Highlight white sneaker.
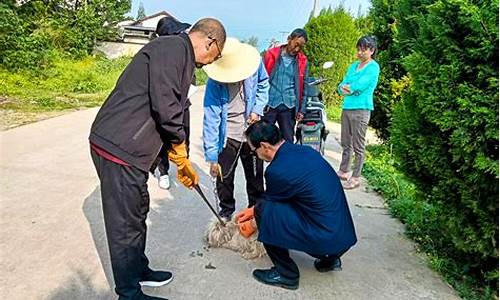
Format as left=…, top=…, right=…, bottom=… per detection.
left=158, top=175, right=170, bottom=190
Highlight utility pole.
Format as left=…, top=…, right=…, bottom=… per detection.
left=309, top=0, right=319, bottom=20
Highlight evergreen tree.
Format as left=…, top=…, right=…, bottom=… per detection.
left=304, top=5, right=360, bottom=106
left=370, top=0, right=499, bottom=296
left=242, top=36, right=258, bottom=48
left=136, top=2, right=146, bottom=20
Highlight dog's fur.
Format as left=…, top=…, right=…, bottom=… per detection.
left=205, top=217, right=266, bottom=259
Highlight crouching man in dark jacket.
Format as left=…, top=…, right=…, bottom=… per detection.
left=89, top=18, right=226, bottom=300
left=236, top=121, right=357, bottom=290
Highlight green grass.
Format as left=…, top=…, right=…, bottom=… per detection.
left=326, top=103, right=342, bottom=122
left=0, top=56, right=210, bottom=115
left=363, top=144, right=498, bottom=300
left=0, top=55, right=132, bottom=114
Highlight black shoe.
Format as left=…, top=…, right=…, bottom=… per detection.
left=140, top=270, right=173, bottom=287
left=252, top=268, right=299, bottom=290
left=314, top=257, right=342, bottom=272
left=218, top=209, right=233, bottom=221
left=139, top=293, right=168, bottom=300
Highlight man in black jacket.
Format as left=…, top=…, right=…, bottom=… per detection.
left=151, top=16, right=193, bottom=190
left=89, top=18, right=226, bottom=300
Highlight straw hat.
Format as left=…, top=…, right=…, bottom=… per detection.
left=203, top=37, right=261, bottom=83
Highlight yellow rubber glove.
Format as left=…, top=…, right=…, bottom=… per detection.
left=177, top=161, right=199, bottom=188
left=168, top=142, right=199, bottom=188
left=235, top=206, right=255, bottom=224
left=168, top=142, right=189, bottom=168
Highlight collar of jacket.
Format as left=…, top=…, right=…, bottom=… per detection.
left=179, top=32, right=195, bottom=67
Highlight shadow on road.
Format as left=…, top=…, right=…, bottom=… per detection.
left=45, top=267, right=114, bottom=300
left=78, top=160, right=221, bottom=299
left=82, top=186, right=114, bottom=290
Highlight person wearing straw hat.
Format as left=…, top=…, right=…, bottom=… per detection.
left=202, top=38, right=269, bottom=221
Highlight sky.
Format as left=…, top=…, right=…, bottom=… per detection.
left=129, top=0, right=372, bottom=50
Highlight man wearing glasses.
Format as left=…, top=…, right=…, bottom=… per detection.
left=236, top=121, right=357, bottom=290
left=89, top=18, right=225, bottom=300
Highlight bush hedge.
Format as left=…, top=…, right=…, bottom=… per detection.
left=303, top=7, right=360, bottom=108
left=364, top=145, right=497, bottom=299
left=369, top=0, right=498, bottom=296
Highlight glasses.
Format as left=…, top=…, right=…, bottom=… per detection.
left=249, top=145, right=260, bottom=155
left=208, top=37, right=222, bottom=60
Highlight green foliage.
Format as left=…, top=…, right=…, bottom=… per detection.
left=355, top=15, right=373, bottom=35
left=0, top=0, right=131, bottom=70
left=368, top=0, right=499, bottom=296
left=195, top=68, right=208, bottom=86
left=136, top=2, right=146, bottom=20
left=0, top=55, right=131, bottom=112
left=367, top=0, right=405, bottom=140
left=241, top=36, right=259, bottom=48
left=364, top=145, right=498, bottom=300
left=326, top=104, right=342, bottom=122
left=304, top=6, right=361, bottom=107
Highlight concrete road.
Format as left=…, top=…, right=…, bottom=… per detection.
left=0, top=87, right=459, bottom=300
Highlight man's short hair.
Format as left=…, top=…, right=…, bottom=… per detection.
left=245, top=121, right=282, bottom=148
left=289, top=28, right=308, bottom=42
left=190, top=18, right=226, bottom=46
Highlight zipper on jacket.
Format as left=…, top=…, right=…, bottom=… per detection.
left=132, top=119, right=153, bottom=140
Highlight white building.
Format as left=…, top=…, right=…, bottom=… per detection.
left=119, top=11, right=178, bottom=44
left=96, top=11, right=180, bottom=59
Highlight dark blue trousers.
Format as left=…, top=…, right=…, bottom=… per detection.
left=263, top=104, right=296, bottom=142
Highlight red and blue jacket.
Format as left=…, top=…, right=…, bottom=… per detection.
left=264, top=46, right=308, bottom=113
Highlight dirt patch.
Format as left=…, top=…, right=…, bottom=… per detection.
left=0, top=109, right=78, bottom=131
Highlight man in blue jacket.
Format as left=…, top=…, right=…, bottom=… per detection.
left=237, top=121, right=357, bottom=290
left=203, top=38, right=269, bottom=219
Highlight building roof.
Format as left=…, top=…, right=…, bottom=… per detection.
left=131, top=11, right=178, bottom=26
left=122, top=25, right=156, bottom=31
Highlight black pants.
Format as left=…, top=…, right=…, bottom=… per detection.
left=157, top=155, right=170, bottom=176
left=255, top=203, right=344, bottom=280
left=263, top=104, right=296, bottom=142
left=91, top=149, right=152, bottom=300
left=217, top=138, right=264, bottom=217
left=263, top=243, right=344, bottom=280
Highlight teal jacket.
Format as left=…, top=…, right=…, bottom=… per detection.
left=338, top=60, right=380, bottom=110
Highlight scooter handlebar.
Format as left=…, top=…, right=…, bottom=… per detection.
left=306, top=78, right=329, bottom=86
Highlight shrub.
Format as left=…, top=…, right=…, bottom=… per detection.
left=0, top=0, right=131, bottom=70
left=304, top=6, right=360, bottom=107
left=364, top=145, right=498, bottom=300
left=388, top=0, right=499, bottom=295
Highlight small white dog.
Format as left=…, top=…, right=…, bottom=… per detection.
left=205, top=216, right=266, bottom=260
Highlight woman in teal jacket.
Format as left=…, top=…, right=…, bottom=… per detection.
left=337, top=35, right=380, bottom=189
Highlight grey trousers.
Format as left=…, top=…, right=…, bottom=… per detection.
left=339, top=109, right=371, bottom=178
